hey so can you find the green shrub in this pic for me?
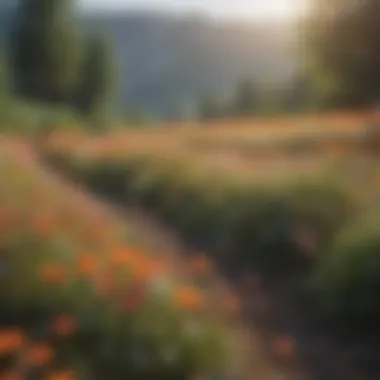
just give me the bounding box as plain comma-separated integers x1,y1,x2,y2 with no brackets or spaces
45,149,358,277
311,214,380,322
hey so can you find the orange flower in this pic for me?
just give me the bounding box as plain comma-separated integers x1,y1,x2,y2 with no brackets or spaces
189,255,211,276
111,246,143,267
46,370,77,380
0,370,22,380
51,316,78,337
26,343,55,367
110,247,132,266
130,258,153,283
0,328,25,356
77,254,98,276
273,335,297,362
175,286,204,311
39,264,66,285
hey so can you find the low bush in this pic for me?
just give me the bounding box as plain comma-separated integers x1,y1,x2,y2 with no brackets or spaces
43,141,358,278
311,213,380,323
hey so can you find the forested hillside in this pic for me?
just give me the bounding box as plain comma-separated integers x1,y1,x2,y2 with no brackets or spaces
0,2,297,118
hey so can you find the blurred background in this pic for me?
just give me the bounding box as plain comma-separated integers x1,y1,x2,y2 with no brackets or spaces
2,1,380,380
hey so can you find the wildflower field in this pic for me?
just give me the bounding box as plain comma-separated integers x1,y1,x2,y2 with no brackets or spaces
40,115,380,319
0,139,248,380
42,113,380,326
3,111,380,379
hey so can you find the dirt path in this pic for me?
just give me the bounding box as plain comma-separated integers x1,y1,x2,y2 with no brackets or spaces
39,150,380,380
97,203,380,380
38,155,307,380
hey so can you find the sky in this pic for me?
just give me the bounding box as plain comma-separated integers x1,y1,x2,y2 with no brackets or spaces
80,0,307,20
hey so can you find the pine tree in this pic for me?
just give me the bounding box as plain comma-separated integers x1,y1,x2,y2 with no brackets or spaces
75,34,117,122
10,0,82,105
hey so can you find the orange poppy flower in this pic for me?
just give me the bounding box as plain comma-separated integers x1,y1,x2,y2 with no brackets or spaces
273,335,297,362
110,247,131,266
0,370,22,380
0,328,25,356
26,343,55,367
51,316,78,337
46,370,77,380
77,255,98,276
111,246,143,267
130,258,154,282
39,264,67,285
175,286,204,311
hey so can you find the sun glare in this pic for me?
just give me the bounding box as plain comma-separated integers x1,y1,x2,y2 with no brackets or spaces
228,0,304,20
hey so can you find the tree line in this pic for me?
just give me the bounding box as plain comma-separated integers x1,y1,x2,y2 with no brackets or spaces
1,0,117,131
3,0,380,128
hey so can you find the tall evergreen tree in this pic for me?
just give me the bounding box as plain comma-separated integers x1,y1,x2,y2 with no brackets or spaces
10,0,82,105
75,33,117,120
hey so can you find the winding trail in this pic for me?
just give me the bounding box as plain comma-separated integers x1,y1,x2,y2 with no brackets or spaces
37,146,380,380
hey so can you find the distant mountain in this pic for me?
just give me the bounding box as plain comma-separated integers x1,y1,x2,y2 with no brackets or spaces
0,4,298,119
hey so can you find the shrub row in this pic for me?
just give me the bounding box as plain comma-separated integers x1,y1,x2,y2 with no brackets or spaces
43,140,380,324
46,151,354,266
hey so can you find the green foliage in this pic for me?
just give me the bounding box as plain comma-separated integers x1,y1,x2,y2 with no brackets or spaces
312,214,380,322
7,0,117,130
0,57,8,96
0,99,85,134
75,33,118,121
10,0,83,105
44,150,358,277
305,0,380,108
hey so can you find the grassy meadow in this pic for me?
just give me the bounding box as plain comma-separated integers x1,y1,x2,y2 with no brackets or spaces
0,138,249,380
2,111,380,379
42,112,380,324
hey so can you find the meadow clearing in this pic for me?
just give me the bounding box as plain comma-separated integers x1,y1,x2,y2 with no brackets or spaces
39,112,380,379
2,112,380,380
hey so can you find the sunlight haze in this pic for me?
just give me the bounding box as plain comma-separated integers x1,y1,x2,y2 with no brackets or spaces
81,0,306,20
